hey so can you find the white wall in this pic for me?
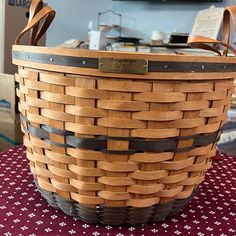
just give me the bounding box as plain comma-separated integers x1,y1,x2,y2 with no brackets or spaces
111,1,224,40
45,0,111,46
112,1,236,43
45,0,236,46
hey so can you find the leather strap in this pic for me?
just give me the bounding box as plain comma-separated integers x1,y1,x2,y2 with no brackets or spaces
188,35,236,56
222,6,236,56
28,0,43,45
15,0,55,46
188,6,236,56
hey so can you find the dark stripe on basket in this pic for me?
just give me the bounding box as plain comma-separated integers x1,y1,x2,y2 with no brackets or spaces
12,50,236,73
21,114,219,154
35,179,197,225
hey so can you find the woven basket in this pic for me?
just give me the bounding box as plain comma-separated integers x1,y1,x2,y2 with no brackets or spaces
12,0,236,225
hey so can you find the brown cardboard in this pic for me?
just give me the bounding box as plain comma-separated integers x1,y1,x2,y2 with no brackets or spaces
0,117,22,152
0,73,23,152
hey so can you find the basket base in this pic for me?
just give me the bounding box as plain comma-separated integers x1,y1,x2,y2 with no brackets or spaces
35,181,197,225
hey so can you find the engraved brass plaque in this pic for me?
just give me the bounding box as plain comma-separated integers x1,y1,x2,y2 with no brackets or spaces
99,57,148,74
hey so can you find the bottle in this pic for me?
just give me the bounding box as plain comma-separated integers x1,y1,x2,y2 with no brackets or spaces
88,21,93,44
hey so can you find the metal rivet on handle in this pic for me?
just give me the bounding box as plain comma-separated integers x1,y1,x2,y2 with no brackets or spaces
201,65,205,69
26,55,30,59
163,65,168,69
82,61,87,65
49,57,53,62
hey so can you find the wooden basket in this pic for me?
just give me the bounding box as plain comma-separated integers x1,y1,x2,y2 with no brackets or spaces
12,0,236,225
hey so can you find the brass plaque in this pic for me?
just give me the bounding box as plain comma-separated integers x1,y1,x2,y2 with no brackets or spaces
99,57,148,74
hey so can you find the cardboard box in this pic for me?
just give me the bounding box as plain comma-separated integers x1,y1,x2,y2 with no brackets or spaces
0,73,23,152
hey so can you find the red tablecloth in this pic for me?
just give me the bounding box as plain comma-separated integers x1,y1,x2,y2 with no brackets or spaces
0,145,235,236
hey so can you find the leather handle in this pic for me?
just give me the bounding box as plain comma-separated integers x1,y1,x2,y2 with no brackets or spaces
188,35,236,56
15,0,55,46
222,6,236,56
28,0,43,45
188,6,236,57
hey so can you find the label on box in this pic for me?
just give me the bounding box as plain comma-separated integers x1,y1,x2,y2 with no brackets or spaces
0,99,11,109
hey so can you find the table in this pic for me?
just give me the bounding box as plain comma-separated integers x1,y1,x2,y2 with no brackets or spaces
0,145,235,236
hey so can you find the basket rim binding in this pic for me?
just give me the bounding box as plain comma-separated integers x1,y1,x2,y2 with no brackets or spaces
12,44,236,80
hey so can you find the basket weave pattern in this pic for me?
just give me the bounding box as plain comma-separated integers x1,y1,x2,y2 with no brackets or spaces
16,66,233,211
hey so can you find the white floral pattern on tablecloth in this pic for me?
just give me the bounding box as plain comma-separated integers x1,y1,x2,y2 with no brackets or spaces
0,145,235,236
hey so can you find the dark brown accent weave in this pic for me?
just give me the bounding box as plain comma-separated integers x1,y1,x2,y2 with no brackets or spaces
21,115,220,154
36,180,197,225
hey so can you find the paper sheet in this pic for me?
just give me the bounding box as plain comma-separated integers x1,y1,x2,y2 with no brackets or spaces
191,6,224,39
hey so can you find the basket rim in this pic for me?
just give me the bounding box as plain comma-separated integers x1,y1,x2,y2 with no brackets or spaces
13,45,236,62
12,45,236,80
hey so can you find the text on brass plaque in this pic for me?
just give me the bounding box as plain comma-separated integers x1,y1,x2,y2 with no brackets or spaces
99,57,148,74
